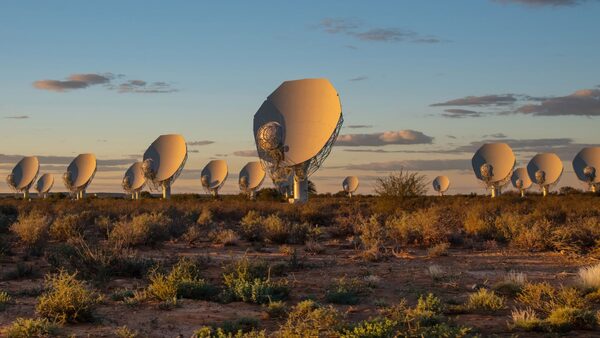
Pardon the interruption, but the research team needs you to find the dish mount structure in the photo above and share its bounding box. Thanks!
[6,156,40,200]
[253,78,343,204]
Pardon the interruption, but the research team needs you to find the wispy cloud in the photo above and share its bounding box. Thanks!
[187,140,214,147]
[233,150,258,157]
[336,130,434,147]
[4,115,29,119]
[345,124,373,129]
[493,0,587,7]
[318,18,441,44]
[431,94,517,107]
[33,73,177,94]
[349,76,368,82]
[515,89,600,116]
[342,159,471,172]
[441,109,484,118]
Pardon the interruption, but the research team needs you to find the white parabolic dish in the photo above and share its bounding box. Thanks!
[36,173,54,194]
[253,78,343,167]
[143,134,187,183]
[202,160,228,190]
[239,161,265,190]
[67,153,97,189]
[123,162,146,191]
[432,176,450,193]
[527,153,563,185]
[472,143,515,183]
[511,167,532,190]
[343,176,359,193]
[9,156,40,190]
[573,147,600,184]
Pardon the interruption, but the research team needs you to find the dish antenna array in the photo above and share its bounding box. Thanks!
[253,78,343,203]
[142,134,187,199]
[527,153,563,197]
[432,176,450,196]
[342,176,359,198]
[35,173,54,199]
[572,147,600,193]
[122,162,146,200]
[6,156,40,200]
[201,160,228,197]
[63,153,96,200]
[511,168,532,198]
[472,143,515,198]
[239,161,265,199]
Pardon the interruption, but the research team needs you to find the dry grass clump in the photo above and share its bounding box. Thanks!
[0,290,11,311]
[196,207,214,226]
[427,242,450,257]
[209,229,239,246]
[114,326,138,338]
[325,276,370,305]
[49,212,92,242]
[304,239,325,255]
[387,207,449,247]
[109,212,171,247]
[239,211,310,245]
[36,270,98,323]
[357,215,388,261]
[427,264,446,281]
[5,317,59,338]
[464,289,505,312]
[277,300,342,337]
[578,263,600,290]
[493,271,527,296]
[10,212,52,254]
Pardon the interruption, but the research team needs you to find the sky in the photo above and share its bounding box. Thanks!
[1,0,599,195]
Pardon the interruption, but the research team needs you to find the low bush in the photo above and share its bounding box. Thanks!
[325,277,369,305]
[464,289,505,312]
[49,212,93,242]
[36,270,98,323]
[109,212,172,247]
[5,317,59,338]
[578,263,600,290]
[147,257,216,304]
[493,271,527,296]
[277,300,342,337]
[222,257,289,304]
[10,212,52,254]
[0,290,11,310]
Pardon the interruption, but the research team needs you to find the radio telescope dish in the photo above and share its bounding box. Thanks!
[201,160,228,197]
[122,162,146,200]
[572,147,600,192]
[64,153,96,200]
[342,176,359,198]
[253,78,343,203]
[6,156,39,200]
[239,161,265,199]
[472,143,515,198]
[143,134,187,199]
[35,173,54,199]
[527,153,563,197]
[432,176,450,196]
[511,168,532,198]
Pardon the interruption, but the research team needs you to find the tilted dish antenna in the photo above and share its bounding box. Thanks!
[510,167,532,198]
[6,156,39,200]
[142,134,187,199]
[239,161,265,200]
[432,176,450,196]
[572,147,600,193]
[472,143,515,198]
[201,160,228,197]
[35,173,54,199]
[63,153,96,200]
[122,162,146,200]
[253,78,343,203]
[342,176,359,198]
[527,152,563,197]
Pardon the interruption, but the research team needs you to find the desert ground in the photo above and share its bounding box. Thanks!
[1,193,600,337]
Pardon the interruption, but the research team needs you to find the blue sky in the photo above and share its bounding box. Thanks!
[1,0,599,194]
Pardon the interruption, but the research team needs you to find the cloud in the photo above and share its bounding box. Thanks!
[493,0,586,6]
[447,135,457,139]
[349,76,368,82]
[318,18,441,44]
[0,154,132,167]
[233,150,258,157]
[345,124,373,129]
[342,159,471,172]
[441,109,484,118]
[33,73,177,94]
[117,80,178,94]
[514,89,600,116]
[33,73,112,92]
[4,115,29,119]
[483,133,508,138]
[336,130,434,147]
[187,140,214,147]
[431,94,517,107]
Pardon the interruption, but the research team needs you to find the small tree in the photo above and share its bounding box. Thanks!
[374,170,427,198]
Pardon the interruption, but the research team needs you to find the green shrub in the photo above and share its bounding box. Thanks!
[516,282,586,315]
[114,326,138,338]
[5,317,59,338]
[546,306,597,331]
[265,300,287,318]
[36,270,98,323]
[0,290,11,310]
[340,318,398,338]
[147,257,216,303]
[325,277,368,305]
